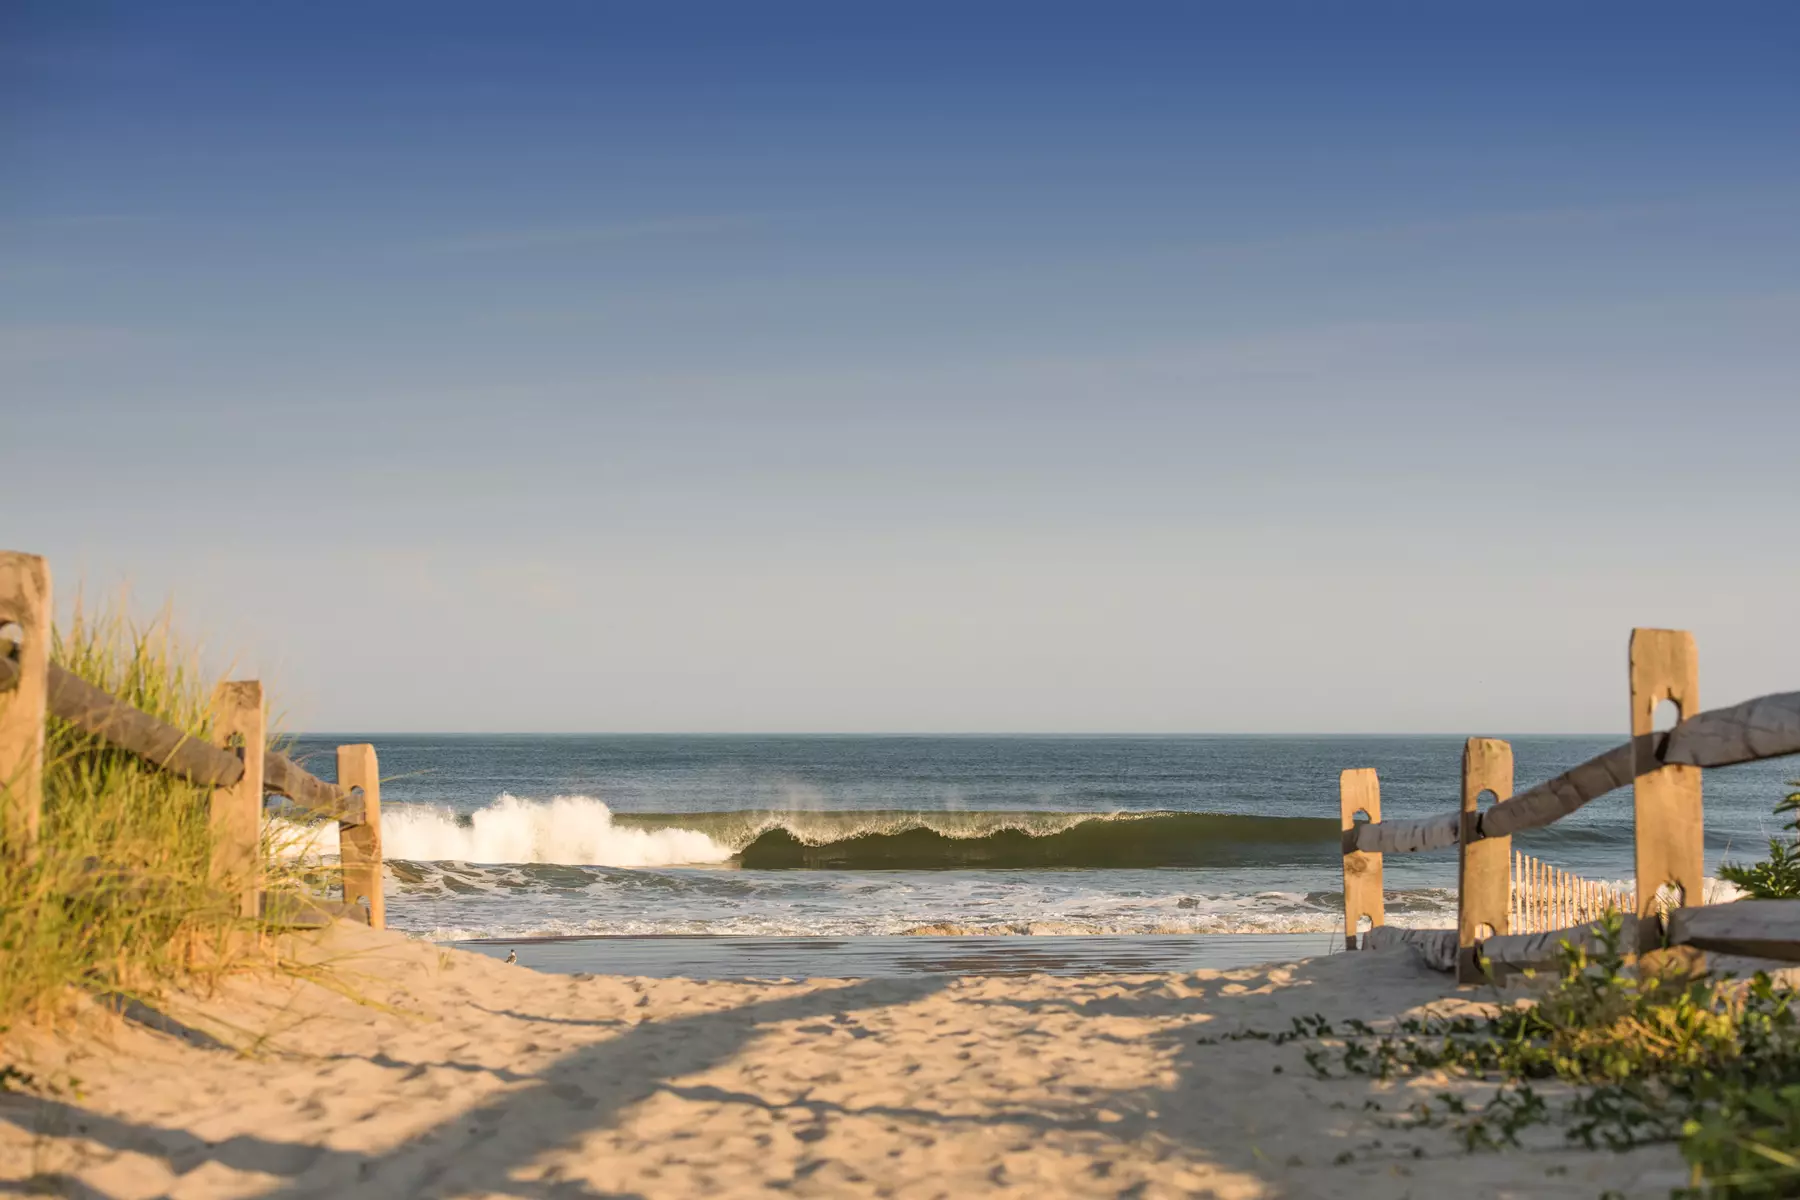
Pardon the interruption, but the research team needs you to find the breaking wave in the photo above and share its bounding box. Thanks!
[273,794,1670,875]
[309,796,1344,869]
[284,795,736,867]
[383,796,735,866]
[712,810,1342,869]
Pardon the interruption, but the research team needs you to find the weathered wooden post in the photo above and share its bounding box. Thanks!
[1341,768,1383,950]
[337,743,383,928]
[210,681,265,917]
[1630,628,1702,950]
[1456,737,1513,982]
[0,552,50,857]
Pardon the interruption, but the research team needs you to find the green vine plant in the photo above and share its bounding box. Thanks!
[1719,785,1800,900]
[1204,910,1800,1197]
[1334,915,1798,1196]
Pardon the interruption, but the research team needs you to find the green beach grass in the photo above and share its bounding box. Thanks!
[0,601,314,1031]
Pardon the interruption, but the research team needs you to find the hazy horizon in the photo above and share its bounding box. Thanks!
[6,4,1797,734]
[291,730,1635,739]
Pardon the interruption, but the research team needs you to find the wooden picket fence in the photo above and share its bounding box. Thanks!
[1510,850,1632,937]
[1340,628,1800,980]
[0,551,383,928]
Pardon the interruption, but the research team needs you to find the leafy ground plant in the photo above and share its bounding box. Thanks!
[1719,786,1800,900]
[1301,914,1800,1197]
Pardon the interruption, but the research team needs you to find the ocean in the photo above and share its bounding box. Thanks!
[278,734,1797,970]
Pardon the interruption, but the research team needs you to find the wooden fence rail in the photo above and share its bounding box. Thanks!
[0,647,363,825]
[1343,690,1800,858]
[1343,627,1800,981]
[0,551,381,927]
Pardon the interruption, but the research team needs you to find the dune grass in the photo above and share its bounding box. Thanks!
[0,601,302,1032]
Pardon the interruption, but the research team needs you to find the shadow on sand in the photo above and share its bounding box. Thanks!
[0,949,1681,1198]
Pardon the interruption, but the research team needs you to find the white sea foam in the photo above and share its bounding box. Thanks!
[267,816,338,862]
[273,795,732,867]
[378,794,733,866]
[371,859,1756,944]
[374,859,1467,940]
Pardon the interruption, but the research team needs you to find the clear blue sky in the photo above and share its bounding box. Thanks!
[4,2,1797,732]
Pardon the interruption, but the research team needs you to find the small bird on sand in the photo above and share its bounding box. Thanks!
[505,950,517,965]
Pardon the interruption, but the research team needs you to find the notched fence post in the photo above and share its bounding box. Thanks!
[1341,768,1383,950]
[0,551,51,857]
[1457,737,1513,983]
[210,680,265,917]
[1631,628,1702,951]
[337,743,383,929]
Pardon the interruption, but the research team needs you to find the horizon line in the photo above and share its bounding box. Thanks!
[289,729,1627,740]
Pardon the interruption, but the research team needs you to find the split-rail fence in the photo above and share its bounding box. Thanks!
[1341,628,1800,980]
[0,551,383,928]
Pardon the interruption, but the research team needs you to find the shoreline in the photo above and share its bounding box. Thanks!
[1,920,1689,1198]
[447,931,1349,977]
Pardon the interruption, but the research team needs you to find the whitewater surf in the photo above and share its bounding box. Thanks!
[279,731,1794,945]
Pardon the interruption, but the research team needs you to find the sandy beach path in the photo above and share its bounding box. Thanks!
[1,922,1688,1199]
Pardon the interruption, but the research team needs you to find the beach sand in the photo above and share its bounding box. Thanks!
[1,921,1690,1199]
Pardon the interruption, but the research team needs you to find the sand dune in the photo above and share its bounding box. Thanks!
[1,923,1688,1198]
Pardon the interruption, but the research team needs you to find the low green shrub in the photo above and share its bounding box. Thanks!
[1299,914,1800,1196]
[1720,786,1800,900]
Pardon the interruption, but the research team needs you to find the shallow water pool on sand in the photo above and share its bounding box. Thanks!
[452,932,1344,978]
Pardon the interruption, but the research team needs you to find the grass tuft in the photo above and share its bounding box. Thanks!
[0,599,308,1032]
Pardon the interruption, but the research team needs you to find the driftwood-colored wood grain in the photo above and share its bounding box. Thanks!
[1394,906,1798,978]
[1477,915,1658,976]
[1344,690,1800,856]
[0,553,50,854]
[210,681,264,918]
[1472,688,1798,840]
[0,643,362,824]
[337,743,383,929]
[1457,738,1512,982]
[1340,768,1384,950]
[1341,810,1458,856]
[1667,900,1800,964]
[1362,925,1457,971]
[45,656,246,785]
[1631,629,1703,938]
[265,751,364,824]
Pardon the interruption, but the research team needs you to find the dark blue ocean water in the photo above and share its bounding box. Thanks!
[284,734,1797,943]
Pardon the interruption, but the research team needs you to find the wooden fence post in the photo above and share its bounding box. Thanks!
[337,743,383,929]
[1341,768,1383,950]
[1630,628,1702,949]
[210,681,265,917]
[0,552,51,857]
[1456,737,1513,982]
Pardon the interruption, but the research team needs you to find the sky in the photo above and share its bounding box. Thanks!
[3,2,1797,733]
